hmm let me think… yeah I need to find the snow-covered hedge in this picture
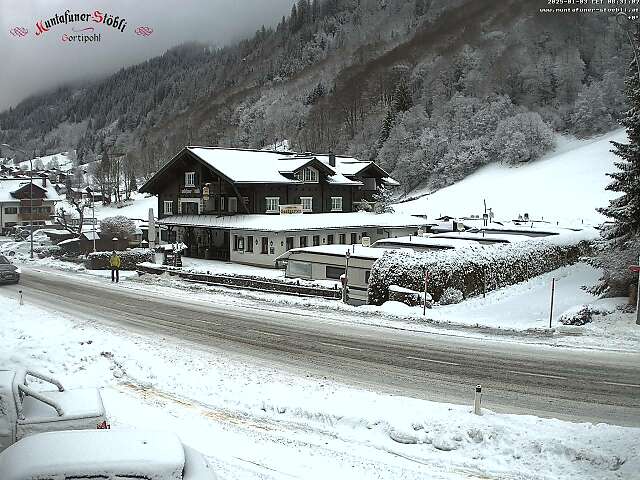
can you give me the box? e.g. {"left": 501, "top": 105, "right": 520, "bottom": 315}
{"left": 439, "top": 287, "right": 464, "bottom": 305}
{"left": 85, "top": 249, "right": 154, "bottom": 270}
{"left": 368, "top": 231, "right": 594, "bottom": 305}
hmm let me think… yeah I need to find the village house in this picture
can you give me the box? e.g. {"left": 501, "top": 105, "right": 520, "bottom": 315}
{"left": 0, "top": 177, "right": 62, "bottom": 234}
{"left": 139, "top": 147, "right": 426, "bottom": 267}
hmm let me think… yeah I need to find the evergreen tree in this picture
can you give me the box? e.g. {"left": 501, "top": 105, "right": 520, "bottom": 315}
{"left": 589, "top": 50, "right": 640, "bottom": 296}
{"left": 372, "top": 185, "right": 395, "bottom": 213}
{"left": 392, "top": 80, "right": 413, "bottom": 113}
{"left": 377, "top": 109, "right": 396, "bottom": 148}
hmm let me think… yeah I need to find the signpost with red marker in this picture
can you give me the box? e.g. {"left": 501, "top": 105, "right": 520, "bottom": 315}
{"left": 630, "top": 257, "right": 640, "bottom": 325}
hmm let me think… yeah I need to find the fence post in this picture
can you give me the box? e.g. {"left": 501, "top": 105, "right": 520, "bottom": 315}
{"left": 636, "top": 255, "right": 640, "bottom": 325}
{"left": 423, "top": 268, "right": 428, "bottom": 316}
{"left": 549, "top": 277, "right": 556, "bottom": 328}
{"left": 474, "top": 384, "right": 482, "bottom": 415}
{"left": 18, "top": 290, "right": 23, "bottom": 306}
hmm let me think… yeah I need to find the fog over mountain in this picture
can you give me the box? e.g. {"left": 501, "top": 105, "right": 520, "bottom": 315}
{"left": 0, "top": 0, "right": 293, "bottom": 111}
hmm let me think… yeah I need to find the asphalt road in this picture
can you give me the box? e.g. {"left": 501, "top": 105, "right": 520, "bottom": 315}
{"left": 7, "top": 268, "right": 640, "bottom": 427}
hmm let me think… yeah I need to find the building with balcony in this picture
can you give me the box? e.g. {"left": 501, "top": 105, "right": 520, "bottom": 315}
{"left": 139, "top": 147, "right": 426, "bottom": 267}
{"left": 0, "top": 177, "right": 63, "bottom": 234}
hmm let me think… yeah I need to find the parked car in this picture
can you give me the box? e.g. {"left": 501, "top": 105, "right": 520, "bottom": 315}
{"left": 0, "top": 429, "right": 218, "bottom": 480}
{"left": 0, "top": 369, "right": 108, "bottom": 452}
{"left": 0, "top": 255, "right": 20, "bottom": 284}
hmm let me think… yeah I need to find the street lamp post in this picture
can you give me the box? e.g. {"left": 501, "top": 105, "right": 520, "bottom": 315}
{"left": 85, "top": 187, "right": 96, "bottom": 252}
{"left": 1, "top": 143, "right": 36, "bottom": 259}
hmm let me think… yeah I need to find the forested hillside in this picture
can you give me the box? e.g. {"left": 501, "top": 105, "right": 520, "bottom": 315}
{"left": 0, "top": 0, "right": 629, "bottom": 195}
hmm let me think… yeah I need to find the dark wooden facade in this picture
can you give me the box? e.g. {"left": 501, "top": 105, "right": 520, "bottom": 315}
{"left": 143, "top": 149, "right": 388, "bottom": 220}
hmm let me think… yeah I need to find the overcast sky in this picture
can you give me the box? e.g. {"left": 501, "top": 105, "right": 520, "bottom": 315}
{"left": 0, "top": 0, "right": 293, "bottom": 112}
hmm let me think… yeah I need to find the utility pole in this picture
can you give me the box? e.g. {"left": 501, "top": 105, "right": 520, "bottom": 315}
{"left": 85, "top": 187, "right": 96, "bottom": 252}
{"left": 549, "top": 277, "right": 556, "bottom": 329}
{"left": 631, "top": 258, "right": 640, "bottom": 325}
{"left": 342, "top": 250, "right": 350, "bottom": 303}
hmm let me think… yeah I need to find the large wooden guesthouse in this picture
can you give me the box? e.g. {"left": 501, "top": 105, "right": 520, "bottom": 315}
{"left": 139, "top": 147, "right": 425, "bottom": 267}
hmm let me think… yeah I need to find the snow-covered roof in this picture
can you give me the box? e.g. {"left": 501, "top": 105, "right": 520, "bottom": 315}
{"left": 373, "top": 236, "right": 480, "bottom": 250}
{"left": 141, "top": 147, "right": 395, "bottom": 191}
{"left": 431, "top": 231, "right": 530, "bottom": 243}
{"left": 188, "top": 147, "right": 301, "bottom": 184}
{"left": 0, "top": 430, "right": 185, "bottom": 480}
{"left": 277, "top": 243, "right": 393, "bottom": 261}
{"left": 82, "top": 231, "right": 100, "bottom": 241}
{"left": 158, "top": 212, "right": 426, "bottom": 232}
{"left": 57, "top": 238, "right": 79, "bottom": 245}
{"left": 0, "top": 179, "right": 63, "bottom": 202}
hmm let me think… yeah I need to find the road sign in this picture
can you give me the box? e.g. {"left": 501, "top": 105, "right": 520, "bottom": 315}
{"left": 630, "top": 265, "right": 640, "bottom": 273}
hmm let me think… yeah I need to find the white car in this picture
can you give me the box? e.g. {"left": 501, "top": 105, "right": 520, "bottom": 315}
{"left": 0, "top": 429, "right": 218, "bottom": 480}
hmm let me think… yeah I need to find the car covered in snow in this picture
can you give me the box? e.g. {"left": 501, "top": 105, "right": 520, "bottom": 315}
{"left": 0, "top": 429, "right": 218, "bottom": 480}
{"left": 0, "top": 369, "right": 108, "bottom": 452}
{"left": 0, "top": 255, "right": 20, "bottom": 284}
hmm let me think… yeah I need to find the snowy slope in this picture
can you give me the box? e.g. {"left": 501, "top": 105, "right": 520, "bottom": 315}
{"left": 396, "top": 130, "right": 626, "bottom": 226}
{"left": 17, "top": 152, "right": 75, "bottom": 172}
{"left": 91, "top": 192, "right": 157, "bottom": 220}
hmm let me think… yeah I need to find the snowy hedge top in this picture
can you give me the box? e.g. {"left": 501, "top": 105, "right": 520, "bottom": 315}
{"left": 375, "top": 228, "right": 595, "bottom": 272}
{"left": 88, "top": 248, "right": 152, "bottom": 258}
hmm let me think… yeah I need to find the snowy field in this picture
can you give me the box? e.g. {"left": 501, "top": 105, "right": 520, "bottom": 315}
{"left": 55, "top": 192, "right": 157, "bottom": 223}
{"left": 80, "top": 192, "right": 157, "bottom": 220}
{"left": 0, "top": 289, "right": 638, "bottom": 480}
{"left": 397, "top": 130, "right": 626, "bottom": 226}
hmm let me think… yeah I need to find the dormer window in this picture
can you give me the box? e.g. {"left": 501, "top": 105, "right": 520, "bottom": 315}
{"left": 185, "top": 172, "right": 196, "bottom": 187}
{"left": 295, "top": 167, "right": 318, "bottom": 183}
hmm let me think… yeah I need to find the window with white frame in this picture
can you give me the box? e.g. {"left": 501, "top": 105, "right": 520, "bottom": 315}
{"left": 331, "top": 196, "right": 343, "bottom": 212}
{"left": 304, "top": 167, "right": 318, "bottom": 182}
{"left": 300, "top": 197, "right": 313, "bottom": 212}
{"left": 185, "top": 171, "right": 196, "bottom": 187}
{"left": 163, "top": 201, "right": 173, "bottom": 215}
{"left": 296, "top": 167, "right": 318, "bottom": 183}
{"left": 265, "top": 197, "right": 280, "bottom": 213}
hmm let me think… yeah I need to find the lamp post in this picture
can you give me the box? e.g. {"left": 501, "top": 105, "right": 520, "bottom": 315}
{"left": 85, "top": 187, "right": 96, "bottom": 252}
{"left": 1, "top": 143, "right": 36, "bottom": 259}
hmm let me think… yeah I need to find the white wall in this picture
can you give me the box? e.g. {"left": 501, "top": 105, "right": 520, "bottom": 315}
{"left": 229, "top": 226, "right": 419, "bottom": 268}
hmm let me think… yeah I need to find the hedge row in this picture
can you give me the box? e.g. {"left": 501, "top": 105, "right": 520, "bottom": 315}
{"left": 85, "top": 249, "right": 154, "bottom": 270}
{"left": 368, "top": 231, "right": 595, "bottom": 305}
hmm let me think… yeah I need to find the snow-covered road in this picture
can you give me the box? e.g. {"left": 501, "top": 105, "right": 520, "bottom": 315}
{"left": 0, "top": 276, "right": 638, "bottom": 480}
{"left": 7, "top": 267, "right": 640, "bottom": 428}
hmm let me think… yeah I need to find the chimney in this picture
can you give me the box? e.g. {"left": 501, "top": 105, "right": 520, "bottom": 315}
{"left": 329, "top": 151, "right": 336, "bottom": 167}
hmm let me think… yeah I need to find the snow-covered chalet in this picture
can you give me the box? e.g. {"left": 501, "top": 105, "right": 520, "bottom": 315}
{"left": 139, "top": 147, "right": 426, "bottom": 267}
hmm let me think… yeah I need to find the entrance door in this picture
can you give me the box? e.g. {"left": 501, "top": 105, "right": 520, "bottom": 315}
{"left": 286, "top": 237, "right": 294, "bottom": 251}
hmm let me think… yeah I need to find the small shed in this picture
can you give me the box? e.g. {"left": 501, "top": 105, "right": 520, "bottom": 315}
{"left": 78, "top": 232, "right": 128, "bottom": 255}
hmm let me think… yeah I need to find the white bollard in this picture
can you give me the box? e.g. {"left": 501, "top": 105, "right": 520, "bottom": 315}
{"left": 474, "top": 384, "right": 482, "bottom": 415}
{"left": 18, "top": 290, "right": 23, "bottom": 306}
